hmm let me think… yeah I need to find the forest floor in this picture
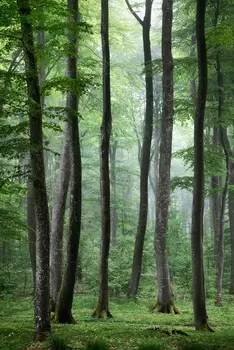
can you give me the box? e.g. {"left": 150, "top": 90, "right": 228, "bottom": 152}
{"left": 0, "top": 295, "right": 234, "bottom": 350}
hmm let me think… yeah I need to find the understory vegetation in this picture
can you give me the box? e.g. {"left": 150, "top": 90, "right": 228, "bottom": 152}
{"left": 1, "top": 295, "right": 234, "bottom": 350}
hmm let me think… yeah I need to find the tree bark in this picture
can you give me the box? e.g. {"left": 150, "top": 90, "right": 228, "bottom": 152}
{"left": 191, "top": 0, "right": 212, "bottom": 331}
{"left": 110, "top": 141, "right": 117, "bottom": 247}
{"left": 92, "top": 0, "right": 112, "bottom": 318}
{"left": 55, "top": 0, "right": 82, "bottom": 324}
{"left": 214, "top": 52, "right": 229, "bottom": 306}
{"left": 17, "top": 0, "right": 50, "bottom": 340}
{"left": 27, "top": 180, "right": 36, "bottom": 286}
{"left": 229, "top": 161, "right": 234, "bottom": 294}
{"left": 126, "top": 0, "right": 154, "bottom": 299}
{"left": 50, "top": 130, "right": 71, "bottom": 312}
{"left": 153, "top": 0, "right": 178, "bottom": 314}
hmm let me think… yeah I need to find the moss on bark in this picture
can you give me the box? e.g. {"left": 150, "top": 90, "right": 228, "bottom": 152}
{"left": 92, "top": 308, "right": 113, "bottom": 319}
{"left": 152, "top": 300, "right": 180, "bottom": 314}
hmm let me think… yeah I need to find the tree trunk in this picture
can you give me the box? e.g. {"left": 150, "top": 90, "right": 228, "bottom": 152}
{"left": 153, "top": 0, "right": 178, "bottom": 314}
{"left": 215, "top": 52, "right": 229, "bottom": 306}
{"left": 55, "top": 0, "right": 82, "bottom": 324}
{"left": 92, "top": 0, "right": 112, "bottom": 318}
{"left": 50, "top": 130, "right": 71, "bottom": 312}
{"left": 17, "top": 0, "right": 50, "bottom": 340}
{"left": 27, "top": 180, "right": 36, "bottom": 286}
{"left": 191, "top": 0, "right": 212, "bottom": 331}
{"left": 229, "top": 161, "right": 234, "bottom": 294}
{"left": 110, "top": 141, "right": 117, "bottom": 247}
{"left": 126, "top": 0, "right": 154, "bottom": 299}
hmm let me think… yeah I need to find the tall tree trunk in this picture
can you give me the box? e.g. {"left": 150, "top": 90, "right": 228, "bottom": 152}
{"left": 191, "top": 0, "right": 212, "bottom": 331}
{"left": 229, "top": 161, "right": 234, "bottom": 294}
{"left": 110, "top": 141, "right": 117, "bottom": 246}
{"left": 50, "top": 131, "right": 71, "bottom": 312}
{"left": 92, "top": 0, "right": 112, "bottom": 318}
{"left": 126, "top": 0, "right": 154, "bottom": 299}
{"left": 17, "top": 0, "right": 50, "bottom": 340}
{"left": 55, "top": 0, "right": 82, "bottom": 324}
{"left": 215, "top": 52, "right": 229, "bottom": 306}
{"left": 27, "top": 180, "right": 36, "bottom": 286}
{"left": 154, "top": 0, "right": 178, "bottom": 314}
{"left": 154, "top": 0, "right": 173, "bottom": 311}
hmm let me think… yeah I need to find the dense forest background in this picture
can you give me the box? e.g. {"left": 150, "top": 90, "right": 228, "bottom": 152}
{"left": 0, "top": 0, "right": 234, "bottom": 347}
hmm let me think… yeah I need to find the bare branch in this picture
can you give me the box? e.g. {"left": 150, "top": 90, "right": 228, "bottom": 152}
{"left": 125, "top": 0, "right": 144, "bottom": 26}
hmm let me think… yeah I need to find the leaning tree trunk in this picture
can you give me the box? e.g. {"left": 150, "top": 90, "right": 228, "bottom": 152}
{"left": 50, "top": 130, "right": 71, "bottom": 312}
{"left": 17, "top": 0, "right": 50, "bottom": 340}
{"left": 229, "top": 161, "right": 234, "bottom": 294}
{"left": 125, "top": 0, "right": 154, "bottom": 299}
{"left": 92, "top": 0, "right": 112, "bottom": 318}
{"left": 153, "top": 0, "right": 178, "bottom": 314}
{"left": 191, "top": 0, "right": 212, "bottom": 331}
{"left": 55, "top": 0, "right": 82, "bottom": 324}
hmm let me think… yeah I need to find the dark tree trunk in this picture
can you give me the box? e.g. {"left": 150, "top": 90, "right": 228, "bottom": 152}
{"left": 191, "top": 0, "right": 212, "bottom": 331}
{"left": 229, "top": 161, "right": 234, "bottom": 294}
{"left": 153, "top": 0, "right": 178, "bottom": 314}
{"left": 126, "top": 0, "right": 154, "bottom": 299}
{"left": 17, "top": 0, "right": 50, "bottom": 340}
{"left": 92, "top": 0, "right": 112, "bottom": 318}
{"left": 55, "top": 0, "right": 82, "bottom": 324}
{"left": 50, "top": 130, "right": 71, "bottom": 312}
{"left": 215, "top": 52, "right": 229, "bottom": 306}
{"left": 110, "top": 141, "right": 117, "bottom": 247}
{"left": 27, "top": 180, "right": 36, "bottom": 286}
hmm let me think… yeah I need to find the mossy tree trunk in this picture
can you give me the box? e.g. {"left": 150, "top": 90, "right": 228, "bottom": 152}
{"left": 93, "top": 0, "right": 112, "bottom": 318}
{"left": 154, "top": 0, "right": 178, "bottom": 314}
{"left": 17, "top": 0, "right": 51, "bottom": 340}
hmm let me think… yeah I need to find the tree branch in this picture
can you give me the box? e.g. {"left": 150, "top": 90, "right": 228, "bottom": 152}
{"left": 125, "top": 0, "right": 144, "bottom": 26}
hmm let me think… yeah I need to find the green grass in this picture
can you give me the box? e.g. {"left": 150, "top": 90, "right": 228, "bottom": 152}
{"left": 0, "top": 295, "right": 234, "bottom": 349}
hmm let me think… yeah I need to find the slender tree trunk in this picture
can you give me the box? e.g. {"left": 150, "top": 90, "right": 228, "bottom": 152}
{"left": 17, "top": 0, "right": 50, "bottom": 340}
{"left": 50, "top": 130, "right": 71, "bottom": 312}
{"left": 153, "top": 0, "right": 178, "bottom": 314}
{"left": 229, "top": 161, "right": 234, "bottom": 294}
{"left": 110, "top": 141, "right": 117, "bottom": 247}
{"left": 215, "top": 52, "right": 229, "bottom": 306}
{"left": 92, "top": 0, "right": 112, "bottom": 318}
{"left": 55, "top": 0, "right": 82, "bottom": 324}
{"left": 126, "top": 0, "right": 154, "bottom": 299}
{"left": 27, "top": 180, "right": 36, "bottom": 286}
{"left": 191, "top": 0, "right": 212, "bottom": 331}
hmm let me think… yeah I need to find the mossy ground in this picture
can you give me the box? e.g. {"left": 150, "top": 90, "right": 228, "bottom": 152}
{"left": 1, "top": 295, "right": 234, "bottom": 349}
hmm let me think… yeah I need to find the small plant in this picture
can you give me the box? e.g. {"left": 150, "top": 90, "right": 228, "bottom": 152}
{"left": 138, "top": 342, "right": 165, "bottom": 350}
{"left": 48, "top": 335, "right": 68, "bottom": 350}
{"left": 85, "top": 339, "right": 109, "bottom": 350}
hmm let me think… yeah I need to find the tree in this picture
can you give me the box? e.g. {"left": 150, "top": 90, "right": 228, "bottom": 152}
{"left": 191, "top": 0, "right": 213, "bottom": 331}
{"left": 55, "top": 0, "right": 82, "bottom": 324}
{"left": 153, "top": 0, "right": 178, "bottom": 313}
{"left": 92, "top": 0, "right": 112, "bottom": 318}
{"left": 125, "top": 0, "right": 154, "bottom": 299}
{"left": 17, "top": 0, "right": 51, "bottom": 340}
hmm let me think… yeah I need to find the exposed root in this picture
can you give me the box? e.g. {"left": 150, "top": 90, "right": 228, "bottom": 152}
{"left": 54, "top": 310, "right": 77, "bottom": 324}
{"left": 147, "top": 327, "right": 188, "bottom": 336}
{"left": 196, "top": 322, "right": 214, "bottom": 332}
{"left": 92, "top": 308, "right": 113, "bottom": 319}
{"left": 152, "top": 301, "right": 180, "bottom": 314}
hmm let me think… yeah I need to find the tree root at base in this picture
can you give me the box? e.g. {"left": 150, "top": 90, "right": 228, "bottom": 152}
{"left": 152, "top": 301, "right": 180, "bottom": 314}
{"left": 92, "top": 308, "right": 113, "bottom": 319}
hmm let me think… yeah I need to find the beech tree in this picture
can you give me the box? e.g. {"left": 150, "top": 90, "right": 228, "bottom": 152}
{"left": 154, "top": 0, "right": 178, "bottom": 313}
{"left": 92, "top": 0, "right": 112, "bottom": 318}
{"left": 191, "top": 0, "right": 213, "bottom": 331}
{"left": 17, "top": 0, "right": 51, "bottom": 340}
{"left": 55, "top": 0, "right": 82, "bottom": 324}
{"left": 125, "top": 0, "right": 154, "bottom": 299}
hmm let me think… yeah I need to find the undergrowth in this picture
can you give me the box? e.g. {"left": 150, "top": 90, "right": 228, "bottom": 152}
{"left": 0, "top": 295, "right": 234, "bottom": 349}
